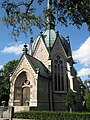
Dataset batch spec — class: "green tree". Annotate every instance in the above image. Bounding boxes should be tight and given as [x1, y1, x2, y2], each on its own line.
[0, 59, 19, 105]
[77, 77, 86, 97]
[86, 93, 90, 111]
[0, 0, 90, 39]
[66, 89, 75, 113]
[77, 77, 87, 110]
[84, 80, 90, 97]
[54, 0, 90, 30]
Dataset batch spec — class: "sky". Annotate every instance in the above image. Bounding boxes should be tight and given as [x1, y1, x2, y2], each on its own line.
[0, 0, 90, 81]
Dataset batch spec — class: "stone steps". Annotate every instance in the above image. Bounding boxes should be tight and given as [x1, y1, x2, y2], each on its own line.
[0, 118, 9, 120]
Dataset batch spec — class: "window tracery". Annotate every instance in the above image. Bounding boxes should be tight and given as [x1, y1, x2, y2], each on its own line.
[53, 55, 64, 91]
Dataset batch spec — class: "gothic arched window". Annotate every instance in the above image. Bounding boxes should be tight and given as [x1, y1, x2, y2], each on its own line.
[53, 55, 64, 91]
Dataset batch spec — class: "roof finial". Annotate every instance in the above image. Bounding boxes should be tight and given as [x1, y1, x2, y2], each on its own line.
[66, 36, 70, 43]
[45, 0, 55, 30]
[23, 43, 28, 54]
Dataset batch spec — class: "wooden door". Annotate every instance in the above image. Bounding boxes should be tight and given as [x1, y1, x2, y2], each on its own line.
[22, 87, 30, 106]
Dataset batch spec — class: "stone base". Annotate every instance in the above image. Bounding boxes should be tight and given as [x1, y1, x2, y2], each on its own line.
[14, 106, 30, 113]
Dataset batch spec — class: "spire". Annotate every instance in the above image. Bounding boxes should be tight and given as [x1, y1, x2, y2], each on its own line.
[45, 0, 55, 30]
[47, 0, 52, 9]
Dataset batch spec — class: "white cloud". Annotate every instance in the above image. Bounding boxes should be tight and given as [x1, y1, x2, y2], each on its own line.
[0, 65, 3, 69]
[1, 43, 29, 55]
[78, 68, 90, 77]
[73, 37, 90, 66]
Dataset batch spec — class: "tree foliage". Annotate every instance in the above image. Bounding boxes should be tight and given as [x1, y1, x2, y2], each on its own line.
[0, 59, 19, 105]
[66, 89, 75, 112]
[77, 77, 86, 97]
[0, 0, 90, 39]
[1, 0, 44, 40]
[3, 59, 19, 80]
[54, 0, 90, 30]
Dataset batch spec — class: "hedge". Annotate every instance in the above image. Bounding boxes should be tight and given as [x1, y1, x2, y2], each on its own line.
[14, 111, 90, 120]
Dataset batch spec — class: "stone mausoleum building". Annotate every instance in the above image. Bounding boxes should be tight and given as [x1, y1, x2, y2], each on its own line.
[9, 0, 82, 112]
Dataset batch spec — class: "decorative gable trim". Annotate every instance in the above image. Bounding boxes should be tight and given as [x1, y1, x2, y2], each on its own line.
[11, 54, 38, 84]
[33, 35, 49, 57]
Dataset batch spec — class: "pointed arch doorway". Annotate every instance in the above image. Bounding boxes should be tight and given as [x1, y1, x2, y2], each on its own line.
[14, 72, 31, 106]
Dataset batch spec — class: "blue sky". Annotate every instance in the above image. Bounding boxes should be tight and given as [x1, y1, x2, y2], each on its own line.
[0, 1, 90, 81]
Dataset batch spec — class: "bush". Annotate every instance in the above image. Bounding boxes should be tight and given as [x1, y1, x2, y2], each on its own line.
[86, 93, 90, 111]
[13, 111, 90, 120]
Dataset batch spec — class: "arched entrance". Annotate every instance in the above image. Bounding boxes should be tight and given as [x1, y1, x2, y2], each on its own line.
[14, 72, 30, 106]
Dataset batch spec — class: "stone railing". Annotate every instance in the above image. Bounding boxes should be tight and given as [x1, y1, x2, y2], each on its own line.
[0, 106, 9, 118]
[0, 106, 14, 120]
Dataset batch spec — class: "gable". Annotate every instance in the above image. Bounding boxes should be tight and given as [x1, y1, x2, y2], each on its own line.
[11, 53, 49, 84]
[33, 36, 49, 69]
[51, 35, 67, 60]
[11, 54, 37, 84]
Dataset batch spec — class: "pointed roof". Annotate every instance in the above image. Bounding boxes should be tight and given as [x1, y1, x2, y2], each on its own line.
[11, 43, 49, 79]
[31, 29, 56, 55]
[43, 29, 56, 48]
[25, 54, 49, 78]
[31, 29, 70, 56]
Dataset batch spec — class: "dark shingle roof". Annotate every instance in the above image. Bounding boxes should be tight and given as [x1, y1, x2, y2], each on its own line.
[26, 54, 49, 78]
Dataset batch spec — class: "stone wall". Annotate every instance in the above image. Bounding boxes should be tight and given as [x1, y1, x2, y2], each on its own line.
[33, 37, 49, 69]
[36, 76, 50, 110]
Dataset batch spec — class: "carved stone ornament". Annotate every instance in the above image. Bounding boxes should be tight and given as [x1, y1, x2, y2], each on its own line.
[24, 80, 30, 85]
